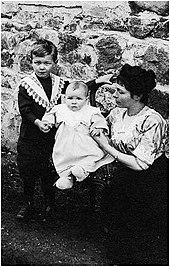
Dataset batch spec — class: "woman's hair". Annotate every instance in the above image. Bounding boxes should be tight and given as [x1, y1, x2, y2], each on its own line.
[30, 39, 58, 62]
[66, 81, 89, 97]
[117, 64, 156, 104]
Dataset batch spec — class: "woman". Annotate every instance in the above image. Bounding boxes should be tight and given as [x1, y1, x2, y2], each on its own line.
[91, 64, 168, 265]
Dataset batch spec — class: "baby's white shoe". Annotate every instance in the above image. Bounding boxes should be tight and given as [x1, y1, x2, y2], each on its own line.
[71, 166, 89, 182]
[54, 177, 73, 190]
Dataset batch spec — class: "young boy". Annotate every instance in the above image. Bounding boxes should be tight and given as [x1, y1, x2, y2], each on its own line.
[16, 39, 113, 220]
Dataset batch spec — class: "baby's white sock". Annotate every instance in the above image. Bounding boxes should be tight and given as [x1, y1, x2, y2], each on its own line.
[54, 176, 73, 190]
[71, 166, 89, 182]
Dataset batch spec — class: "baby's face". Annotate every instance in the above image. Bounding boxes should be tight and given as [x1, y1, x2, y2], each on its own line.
[65, 87, 87, 111]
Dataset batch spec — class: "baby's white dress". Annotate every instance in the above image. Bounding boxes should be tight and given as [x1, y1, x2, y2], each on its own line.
[43, 104, 114, 177]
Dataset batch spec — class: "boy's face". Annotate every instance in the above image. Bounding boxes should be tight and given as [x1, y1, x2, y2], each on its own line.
[65, 87, 87, 112]
[32, 54, 55, 78]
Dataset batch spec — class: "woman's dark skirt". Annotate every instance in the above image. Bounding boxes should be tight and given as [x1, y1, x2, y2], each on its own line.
[97, 154, 168, 265]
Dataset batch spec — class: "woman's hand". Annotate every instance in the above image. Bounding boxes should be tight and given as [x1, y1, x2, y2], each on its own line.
[90, 127, 101, 137]
[95, 74, 115, 85]
[92, 131, 110, 150]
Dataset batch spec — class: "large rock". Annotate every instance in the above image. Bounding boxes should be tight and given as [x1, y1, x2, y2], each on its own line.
[151, 19, 169, 40]
[129, 1, 169, 16]
[128, 11, 160, 39]
[142, 45, 169, 85]
[104, 5, 129, 31]
[1, 2, 18, 16]
[58, 33, 80, 54]
[96, 37, 122, 73]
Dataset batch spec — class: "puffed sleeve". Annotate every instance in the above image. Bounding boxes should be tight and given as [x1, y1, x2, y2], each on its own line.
[42, 106, 59, 125]
[106, 109, 115, 128]
[132, 114, 167, 168]
[90, 111, 109, 134]
[106, 107, 123, 135]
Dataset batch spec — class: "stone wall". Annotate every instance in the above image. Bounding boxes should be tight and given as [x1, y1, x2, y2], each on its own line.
[1, 1, 169, 150]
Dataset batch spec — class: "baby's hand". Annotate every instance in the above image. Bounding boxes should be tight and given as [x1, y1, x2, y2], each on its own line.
[90, 128, 102, 137]
[47, 123, 53, 129]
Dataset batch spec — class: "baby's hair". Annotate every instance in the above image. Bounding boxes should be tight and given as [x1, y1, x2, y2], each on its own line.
[30, 39, 58, 62]
[66, 81, 89, 97]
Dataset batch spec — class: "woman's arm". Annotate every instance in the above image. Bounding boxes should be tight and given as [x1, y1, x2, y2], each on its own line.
[93, 132, 144, 171]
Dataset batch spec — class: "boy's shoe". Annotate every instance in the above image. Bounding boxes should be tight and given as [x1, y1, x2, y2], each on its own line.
[16, 202, 33, 220]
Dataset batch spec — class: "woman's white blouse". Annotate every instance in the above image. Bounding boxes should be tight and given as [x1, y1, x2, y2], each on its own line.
[107, 106, 167, 168]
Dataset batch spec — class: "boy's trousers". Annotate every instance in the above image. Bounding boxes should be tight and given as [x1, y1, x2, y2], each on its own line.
[17, 137, 56, 207]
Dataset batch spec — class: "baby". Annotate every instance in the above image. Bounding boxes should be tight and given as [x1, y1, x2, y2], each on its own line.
[42, 81, 114, 190]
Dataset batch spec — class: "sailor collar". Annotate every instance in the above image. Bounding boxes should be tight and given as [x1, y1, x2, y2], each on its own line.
[20, 72, 65, 111]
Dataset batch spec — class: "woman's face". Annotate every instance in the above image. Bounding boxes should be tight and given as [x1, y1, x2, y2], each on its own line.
[113, 83, 133, 108]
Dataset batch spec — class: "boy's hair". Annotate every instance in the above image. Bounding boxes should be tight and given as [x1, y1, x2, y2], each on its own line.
[30, 39, 58, 62]
[66, 81, 89, 96]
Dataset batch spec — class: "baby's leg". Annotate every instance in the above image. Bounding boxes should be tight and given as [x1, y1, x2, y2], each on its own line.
[71, 166, 89, 182]
[54, 169, 73, 190]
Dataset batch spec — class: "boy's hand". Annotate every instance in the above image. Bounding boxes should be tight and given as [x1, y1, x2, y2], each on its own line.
[34, 119, 51, 133]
